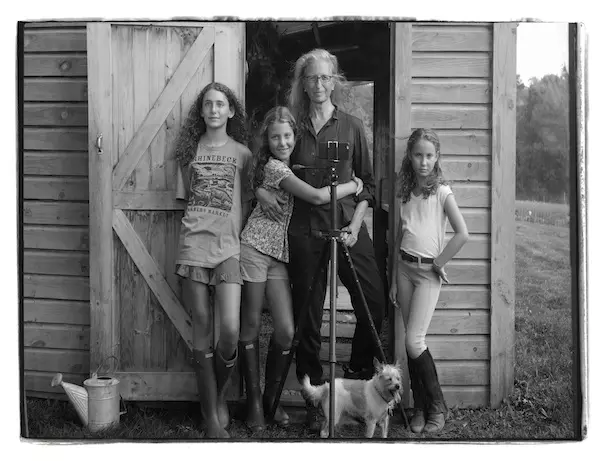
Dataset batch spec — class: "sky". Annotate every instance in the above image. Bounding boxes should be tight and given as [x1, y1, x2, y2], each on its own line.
[516, 22, 569, 83]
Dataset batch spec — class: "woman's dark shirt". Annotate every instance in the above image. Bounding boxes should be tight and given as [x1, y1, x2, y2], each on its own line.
[289, 106, 375, 235]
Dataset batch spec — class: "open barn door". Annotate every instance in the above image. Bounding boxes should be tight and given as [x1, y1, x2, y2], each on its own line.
[87, 22, 245, 400]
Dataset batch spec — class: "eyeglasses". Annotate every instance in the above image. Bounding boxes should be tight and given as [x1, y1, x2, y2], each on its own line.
[303, 74, 334, 85]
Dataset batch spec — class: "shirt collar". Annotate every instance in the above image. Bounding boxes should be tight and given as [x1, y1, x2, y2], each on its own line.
[302, 104, 340, 122]
[301, 104, 340, 134]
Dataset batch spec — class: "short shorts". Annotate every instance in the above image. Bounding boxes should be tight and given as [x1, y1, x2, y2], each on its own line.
[176, 256, 243, 286]
[240, 243, 289, 283]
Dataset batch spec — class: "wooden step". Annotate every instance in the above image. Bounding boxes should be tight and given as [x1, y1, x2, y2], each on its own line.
[323, 285, 354, 312]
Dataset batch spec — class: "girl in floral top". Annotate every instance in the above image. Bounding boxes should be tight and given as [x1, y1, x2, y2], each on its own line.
[238, 106, 362, 432]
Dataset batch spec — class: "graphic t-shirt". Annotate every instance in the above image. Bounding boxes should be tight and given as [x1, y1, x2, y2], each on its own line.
[175, 138, 253, 268]
[400, 184, 453, 259]
[241, 158, 294, 262]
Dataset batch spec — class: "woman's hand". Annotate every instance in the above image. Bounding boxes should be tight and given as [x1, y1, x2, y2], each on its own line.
[255, 187, 285, 221]
[433, 260, 450, 284]
[340, 223, 360, 248]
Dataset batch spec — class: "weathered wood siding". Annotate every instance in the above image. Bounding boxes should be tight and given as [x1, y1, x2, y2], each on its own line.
[384, 23, 496, 408]
[23, 22, 90, 398]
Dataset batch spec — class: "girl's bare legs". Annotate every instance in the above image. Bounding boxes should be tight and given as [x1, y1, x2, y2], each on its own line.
[240, 281, 267, 342]
[215, 282, 241, 358]
[263, 279, 294, 425]
[183, 279, 227, 438]
[266, 279, 294, 349]
[213, 282, 241, 429]
[239, 281, 268, 431]
[184, 278, 212, 349]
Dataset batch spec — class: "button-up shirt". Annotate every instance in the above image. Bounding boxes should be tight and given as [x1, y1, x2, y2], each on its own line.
[289, 107, 375, 235]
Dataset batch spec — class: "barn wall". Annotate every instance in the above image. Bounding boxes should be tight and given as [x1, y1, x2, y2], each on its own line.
[385, 23, 494, 408]
[20, 21, 504, 408]
[411, 23, 493, 407]
[22, 22, 90, 398]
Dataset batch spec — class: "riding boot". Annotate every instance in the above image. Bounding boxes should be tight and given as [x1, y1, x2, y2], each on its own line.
[262, 339, 291, 427]
[239, 339, 266, 432]
[214, 345, 238, 430]
[192, 348, 229, 438]
[415, 348, 448, 433]
[407, 355, 427, 433]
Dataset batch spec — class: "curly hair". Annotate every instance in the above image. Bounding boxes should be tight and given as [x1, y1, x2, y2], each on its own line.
[397, 128, 447, 203]
[286, 48, 350, 133]
[251, 106, 298, 191]
[174, 82, 249, 167]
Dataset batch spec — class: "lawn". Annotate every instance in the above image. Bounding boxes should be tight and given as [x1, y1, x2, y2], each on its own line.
[25, 218, 575, 441]
[516, 199, 570, 227]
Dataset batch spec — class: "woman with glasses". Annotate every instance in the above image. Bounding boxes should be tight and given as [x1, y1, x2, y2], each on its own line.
[255, 48, 386, 432]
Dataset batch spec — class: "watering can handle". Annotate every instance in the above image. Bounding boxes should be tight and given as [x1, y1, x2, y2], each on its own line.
[119, 395, 127, 416]
[94, 355, 120, 377]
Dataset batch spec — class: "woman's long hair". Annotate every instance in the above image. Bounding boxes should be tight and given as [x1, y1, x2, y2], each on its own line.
[286, 48, 349, 132]
[397, 128, 447, 203]
[251, 106, 298, 191]
[174, 82, 249, 167]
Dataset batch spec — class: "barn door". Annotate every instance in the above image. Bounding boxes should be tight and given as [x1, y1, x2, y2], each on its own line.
[87, 22, 245, 400]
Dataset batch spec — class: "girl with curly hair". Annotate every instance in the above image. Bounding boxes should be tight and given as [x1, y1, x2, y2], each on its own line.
[174, 82, 253, 439]
[238, 106, 362, 433]
[389, 128, 469, 434]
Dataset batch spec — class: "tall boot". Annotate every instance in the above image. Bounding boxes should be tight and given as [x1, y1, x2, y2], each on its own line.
[214, 346, 238, 430]
[415, 348, 448, 433]
[262, 339, 290, 427]
[239, 339, 266, 432]
[407, 355, 427, 434]
[192, 348, 229, 438]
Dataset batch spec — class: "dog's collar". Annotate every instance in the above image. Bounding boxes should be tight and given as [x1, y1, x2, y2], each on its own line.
[374, 384, 396, 404]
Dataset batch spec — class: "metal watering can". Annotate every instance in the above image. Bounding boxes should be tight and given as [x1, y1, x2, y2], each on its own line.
[51, 356, 126, 432]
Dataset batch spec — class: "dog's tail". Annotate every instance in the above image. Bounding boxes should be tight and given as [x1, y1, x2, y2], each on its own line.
[301, 375, 329, 404]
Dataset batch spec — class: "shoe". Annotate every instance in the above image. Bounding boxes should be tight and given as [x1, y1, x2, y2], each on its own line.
[191, 349, 230, 439]
[413, 349, 448, 433]
[239, 339, 266, 433]
[262, 339, 291, 427]
[305, 400, 322, 433]
[342, 364, 374, 380]
[214, 346, 238, 430]
[408, 355, 427, 433]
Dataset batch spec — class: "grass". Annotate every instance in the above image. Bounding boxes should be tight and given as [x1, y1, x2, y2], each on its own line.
[516, 199, 570, 227]
[25, 218, 575, 441]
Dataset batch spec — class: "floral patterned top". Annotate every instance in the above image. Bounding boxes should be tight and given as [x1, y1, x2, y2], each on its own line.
[241, 158, 294, 262]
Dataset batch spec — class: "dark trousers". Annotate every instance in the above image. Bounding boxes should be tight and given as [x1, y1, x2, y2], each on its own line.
[288, 224, 385, 385]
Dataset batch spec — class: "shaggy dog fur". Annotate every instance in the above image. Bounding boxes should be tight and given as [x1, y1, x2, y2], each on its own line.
[301, 359, 403, 438]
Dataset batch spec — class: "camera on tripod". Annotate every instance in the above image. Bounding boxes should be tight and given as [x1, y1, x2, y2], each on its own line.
[318, 141, 350, 162]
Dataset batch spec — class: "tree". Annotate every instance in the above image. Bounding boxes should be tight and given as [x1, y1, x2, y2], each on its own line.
[516, 70, 570, 202]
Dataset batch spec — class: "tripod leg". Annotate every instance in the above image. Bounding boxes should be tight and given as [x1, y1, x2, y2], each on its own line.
[267, 242, 331, 421]
[339, 241, 409, 428]
[339, 241, 386, 360]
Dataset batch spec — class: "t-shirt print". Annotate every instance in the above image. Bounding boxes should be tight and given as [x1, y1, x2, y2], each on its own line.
[188, 154, 238, 216]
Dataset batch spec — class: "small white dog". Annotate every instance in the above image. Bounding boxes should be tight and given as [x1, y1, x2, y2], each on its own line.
[301, 358, 403, 438]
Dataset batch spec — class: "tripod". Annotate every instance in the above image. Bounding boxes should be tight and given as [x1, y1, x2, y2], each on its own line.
[267, 142, 408, 437]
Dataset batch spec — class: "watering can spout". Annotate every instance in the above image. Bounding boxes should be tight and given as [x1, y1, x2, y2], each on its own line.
[51, 373, 89, 426]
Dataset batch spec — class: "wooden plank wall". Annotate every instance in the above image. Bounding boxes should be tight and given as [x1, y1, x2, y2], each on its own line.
[22, 22, 90, 398]
[384, 23, 493, 408]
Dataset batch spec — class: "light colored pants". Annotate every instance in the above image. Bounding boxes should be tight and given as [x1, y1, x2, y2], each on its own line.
[396, 257, 442, 359]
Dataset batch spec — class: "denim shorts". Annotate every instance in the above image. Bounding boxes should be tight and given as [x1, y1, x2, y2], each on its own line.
[176, 256, 243, 286]
[240, 243, 289, 283]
